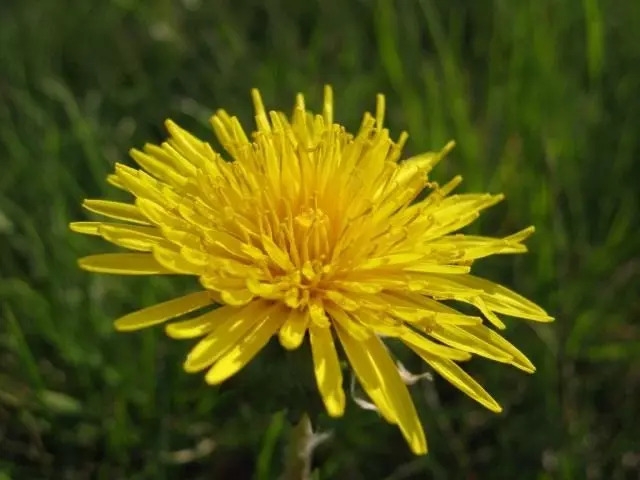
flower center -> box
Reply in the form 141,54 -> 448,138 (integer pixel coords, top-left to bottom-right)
255,204 -> 339,308
295,207 -> 329,229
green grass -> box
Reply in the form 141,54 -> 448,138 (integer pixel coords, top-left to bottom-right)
1,0 -> 639,478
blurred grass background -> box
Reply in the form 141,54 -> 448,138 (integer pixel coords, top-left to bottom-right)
1,0 -> 639,478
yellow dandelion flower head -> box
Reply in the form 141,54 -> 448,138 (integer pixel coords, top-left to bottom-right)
71,86 -> 553,455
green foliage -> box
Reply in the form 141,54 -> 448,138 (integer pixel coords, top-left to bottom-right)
1,0 -> 639,478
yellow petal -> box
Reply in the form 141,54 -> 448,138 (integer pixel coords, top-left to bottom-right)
251,88 -> 271,133
463,325 -> 536,373
220,289 -> 255,306
322,85 -> 333,125
308,298 -> 331,328
183,300 -> 272,373
401,275 -> 482,300
82,199 -> 150,225
165,304 -> 235,339
324,290 -> 361,311
106,174 -> 126,190
78,253 -> 173,275
278,308 -> 309,350
205,305 -> 284,385
326,304 -> 371,340
355,253 -> 425,271
362,335 -> 427,455
115,163 -> 167,205
351,309 -> 405,337
430,194 -> 505,222
400,328 -> 472,361
114,291 -> 213,331
427,233 -> 529,261
69,221 -> 101,235
403,263 -> 470,274
336,325 -> 427,455
200,274 -> 247,292
428,324 -> 513,363
391,292 -> 483,326
393,150 -> 446,187
474,297 -> 507,330
152,245 -> 202,275
246,277 -> 287,298
309,325 -> 345,417
129,148 -> 188,188
422,199 -> 505,240
334,324 -> 396,425
99,224 -> 165,252
261,234 -> 295,271
332,281 -> 384,295
504,226 -> 536,243
143,142 -> 197,177
435,274 -> 554,322
136,197 -> 191,232
422,354 -> 502,413
165,119 -> 209,169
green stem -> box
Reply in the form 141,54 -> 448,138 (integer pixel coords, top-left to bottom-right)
282,413 -> 314,480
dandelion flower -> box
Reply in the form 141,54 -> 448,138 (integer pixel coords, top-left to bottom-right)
71,86 -> 553,455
